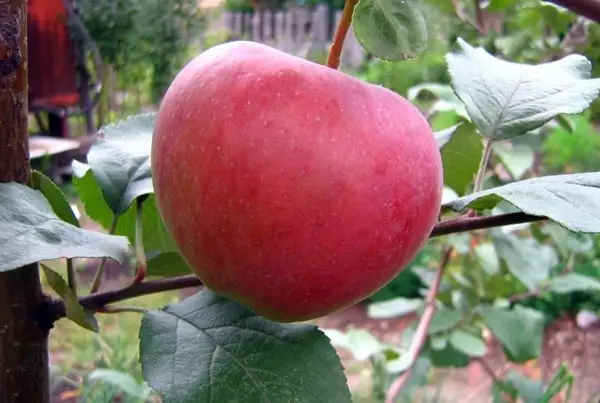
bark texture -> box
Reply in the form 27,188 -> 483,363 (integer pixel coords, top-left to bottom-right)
0,1 -> 50,402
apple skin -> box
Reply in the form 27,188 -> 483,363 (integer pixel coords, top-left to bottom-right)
151,41 -> 443,322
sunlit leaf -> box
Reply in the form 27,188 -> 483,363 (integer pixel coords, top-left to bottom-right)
446,38 -> 600,139
444,172 -> 600,233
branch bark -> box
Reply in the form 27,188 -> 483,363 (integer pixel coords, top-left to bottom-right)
548,0 -> 600,22
0,1 -> 50,402
79,274 -> 202,309
385,246 -> 454,403
430,212 -> 545,238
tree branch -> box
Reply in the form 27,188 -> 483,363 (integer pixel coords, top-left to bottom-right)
430,212 -> 545,238
79,275 -> 202,310
385,246 -> 454,403
547,0 -> 600,23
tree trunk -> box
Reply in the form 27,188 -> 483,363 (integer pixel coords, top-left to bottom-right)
0,1 -> 50,402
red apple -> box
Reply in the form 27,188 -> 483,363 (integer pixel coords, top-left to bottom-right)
151,41 -> 443,322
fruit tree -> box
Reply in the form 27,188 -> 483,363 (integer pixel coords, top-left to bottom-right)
1,0 -> 600,402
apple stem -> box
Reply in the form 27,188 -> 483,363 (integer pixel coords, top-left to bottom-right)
132,198 -> 148,285
326,0 -> 357,69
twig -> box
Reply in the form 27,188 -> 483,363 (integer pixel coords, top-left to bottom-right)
132,198 -> 147,285
507,256 -> 576,303
476,357 -> 515,402
449,0 -> 482,32
468,137 -> 494,217
385,246 -> 454,403
96,305 -> 148,315
507,289 -> 542,303
90,217 -> 118,293
476,356 -> 504,381
431,212 -> 545,237
473,138 -> 493,194
473,0 -> 484,31
326,0 -> 357,69
67,259 -> 77,295
79,274 -> 202,310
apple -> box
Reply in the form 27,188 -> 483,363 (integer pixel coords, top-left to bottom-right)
151,41 -> 443,322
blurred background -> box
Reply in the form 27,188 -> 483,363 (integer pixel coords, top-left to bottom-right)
30,0 -> 600,401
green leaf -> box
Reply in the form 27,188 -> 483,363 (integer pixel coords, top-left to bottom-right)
88,369 -> 154,399
73,169 -> 176,254
440,123 -> 483,195
75,113 -> 156,215
485,0 -> 518,11
72,166 -> 116,230
31,170 -> 80,227
367,297 -> 423,319
502,371 -> 544,403
555,114 -> 576,133
492,380 -> 519,402
409,83 -> 469,120
427,343 -> 470,368
147,251 -> 191,277
542,221 -> 594,257
352,0 -> 427,61
430,334 -> 448,350
323,328 -> 385,361
474,243 -> 500,275
446,38 -> 600,139
493,142 -> 535,180
140,195 -> 178,253
478,305 -> 545,363
441,186 -> 459,205
41,264 -> 99,332
428,307 -> 464,334
0,182 -> 130,272
408,83 -> 460,104
443,172 -> 600,233
391,356 -> 432,400
420,0 -> 455,14
493,233 -> 557,290
449,329 -> 486,357
541,364 -> 574,402
408,83 -> 469,118
386,353 -> 413,374
434,124 -> 460,149
548,273 -> 600,293
447,233 -> 471,254
139,289 -> 352,403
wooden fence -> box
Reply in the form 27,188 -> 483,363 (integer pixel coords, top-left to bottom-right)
221,5 -> 366,69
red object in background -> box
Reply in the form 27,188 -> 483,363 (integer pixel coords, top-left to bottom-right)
28,0 -> 80,111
